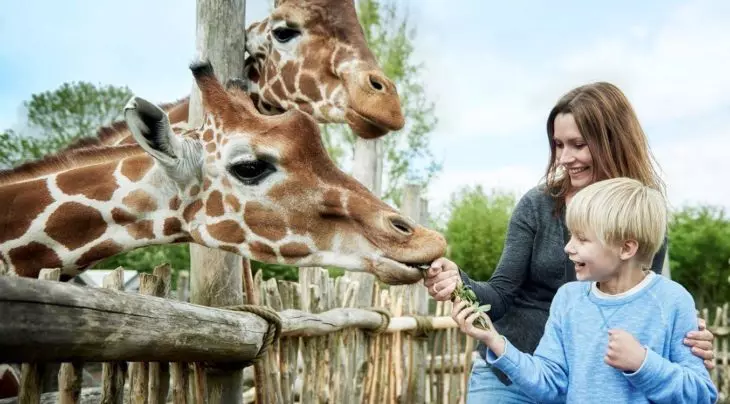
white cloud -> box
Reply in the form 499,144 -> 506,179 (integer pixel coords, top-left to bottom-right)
415,0 -> 730,142
556,0 -> 730,126
654,131 -> 730,213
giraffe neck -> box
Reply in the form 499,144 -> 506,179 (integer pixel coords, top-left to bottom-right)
0,151 -> 193,279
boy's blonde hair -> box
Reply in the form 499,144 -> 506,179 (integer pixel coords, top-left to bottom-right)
566,177 -> 667,267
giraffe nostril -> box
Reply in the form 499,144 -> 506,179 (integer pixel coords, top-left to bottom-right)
389,216 -> 414,236
369,75 -> 385,91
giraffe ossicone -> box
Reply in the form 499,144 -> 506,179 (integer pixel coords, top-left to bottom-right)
0,60 -> 445,286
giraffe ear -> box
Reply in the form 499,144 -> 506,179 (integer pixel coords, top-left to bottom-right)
124,96 -> 184,166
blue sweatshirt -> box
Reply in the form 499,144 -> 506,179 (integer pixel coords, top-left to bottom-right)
486,272 -> 718,403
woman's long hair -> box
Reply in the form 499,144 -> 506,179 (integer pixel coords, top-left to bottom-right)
542,82 -> 665,214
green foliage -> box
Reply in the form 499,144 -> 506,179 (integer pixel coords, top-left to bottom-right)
444,186 -> 516,281
93,244 -> 191,274
320,0 -> 441,208
668,205 -> 730,307
0,82 -> 133,168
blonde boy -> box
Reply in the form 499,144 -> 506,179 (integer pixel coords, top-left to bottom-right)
453,177 -> 717,403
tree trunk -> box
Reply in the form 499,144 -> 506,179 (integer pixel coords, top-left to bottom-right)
188,1 -> 247,403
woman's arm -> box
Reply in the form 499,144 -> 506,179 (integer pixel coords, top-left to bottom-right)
426,193 -> 537,322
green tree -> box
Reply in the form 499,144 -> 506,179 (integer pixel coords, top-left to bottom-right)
0,82 -> 133,168
668,205 -> 730,307
443,186 -> 516,281
321,0 -> 441,207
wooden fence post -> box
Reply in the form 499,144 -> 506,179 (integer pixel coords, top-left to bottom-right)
187,0 -> 247,403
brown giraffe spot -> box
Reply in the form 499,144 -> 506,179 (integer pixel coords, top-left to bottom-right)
216,151 -> 221,160
271,78 -> 286,99
282,61 -> 298,94
330,47 -> 350,72
263,88 -> 276,103
111,208 -> 137,225
279,242 -> 311,258
299,73 -> 321,101
206,143 -> 216,153
127,220 -> 154,240
207,220 -> 246,244
265,62 -> 277,82
120,155 -> 154,182
222,177 -> 231,188
206,156 -> 215,165
250,241 -> 276,259
203,129 -> 214,142
183,200 -> 203,222
203,179 -> 212,191
189,185 -> 201,197
321,189 -> 347,218
164,217 -> 183,236
173,235 -> 194,243
169,196 -> 182,210
9,242 -> 62,278
222,138 -> 229,146
45,202 -> 107,250
56,161 -> 117,201
206,191 -> 224,217
298,103 -> 314,115
77,239 -> 123,268
219,245 -> 240,254
225,194 -> 241,213
123,190 -> 157,213
0,179 -> 53,244
244,202 -> 287,242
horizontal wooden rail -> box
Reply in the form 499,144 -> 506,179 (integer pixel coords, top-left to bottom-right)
0,276 -> 269,363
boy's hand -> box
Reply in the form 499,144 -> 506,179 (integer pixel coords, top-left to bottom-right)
604,329 -> 647,372
452,297 -> 502,350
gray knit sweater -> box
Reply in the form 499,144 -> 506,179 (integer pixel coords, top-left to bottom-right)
459,185 -> 667,366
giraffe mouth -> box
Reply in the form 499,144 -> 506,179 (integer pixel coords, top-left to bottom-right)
366,256 -> 432,285
345,109 -> 391,140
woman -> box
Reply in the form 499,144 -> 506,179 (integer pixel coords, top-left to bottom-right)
425,82 -> 716,403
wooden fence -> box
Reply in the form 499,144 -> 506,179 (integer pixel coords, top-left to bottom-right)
0,265 -> 477,404
1,266 -> 727,403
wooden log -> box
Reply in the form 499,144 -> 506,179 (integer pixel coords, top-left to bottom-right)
187,0 -> 248,402
100,268 -> 127,404
58,362 -> 82,404
0,387 -> 102,404
0,276 -> 268,363
148,265 -> 172,404
277,281 -> 300,404
129,274 -> 159,403
19,268 -> 60,404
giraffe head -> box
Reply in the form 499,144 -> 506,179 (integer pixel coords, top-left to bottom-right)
125,60 -> 444,285
244,0 -> 405,139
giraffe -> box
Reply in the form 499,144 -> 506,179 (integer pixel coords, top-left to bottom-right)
0,60 -> 445,286
66,0 -> 404,153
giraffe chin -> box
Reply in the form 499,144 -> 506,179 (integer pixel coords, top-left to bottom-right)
364,257 -> 425,285
345,109 -> 391,140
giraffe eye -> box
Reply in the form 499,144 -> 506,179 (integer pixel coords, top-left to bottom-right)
272,27 -> 301,43
228,160 -> 276,185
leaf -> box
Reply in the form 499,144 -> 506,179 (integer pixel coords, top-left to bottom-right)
477,304 -> 492,313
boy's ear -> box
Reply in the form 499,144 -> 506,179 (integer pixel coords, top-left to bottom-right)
619,239 -> 639,261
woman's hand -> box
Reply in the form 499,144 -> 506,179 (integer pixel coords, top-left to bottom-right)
424,257 -> 462,301
685,317 -> 715,370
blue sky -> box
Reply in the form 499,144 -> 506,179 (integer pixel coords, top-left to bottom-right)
1,0 -> 728,217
